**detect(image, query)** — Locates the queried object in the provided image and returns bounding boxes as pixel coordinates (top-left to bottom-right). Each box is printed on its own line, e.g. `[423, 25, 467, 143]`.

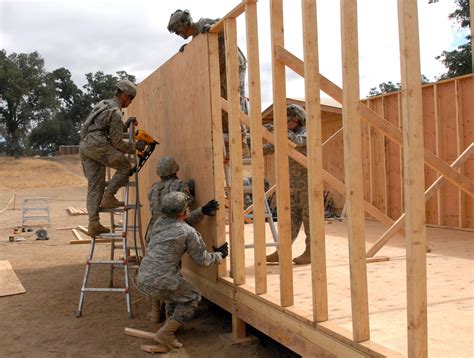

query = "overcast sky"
[0, 0, 466, 107]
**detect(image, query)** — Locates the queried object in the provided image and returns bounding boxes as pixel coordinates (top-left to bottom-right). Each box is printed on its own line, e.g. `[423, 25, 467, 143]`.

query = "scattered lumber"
[67, 207, 88, 216]
[0, 260, 26, 297]
[69, 226, 112, 245]
[140, 345, 167, 353]
[124, 328, 168, 354]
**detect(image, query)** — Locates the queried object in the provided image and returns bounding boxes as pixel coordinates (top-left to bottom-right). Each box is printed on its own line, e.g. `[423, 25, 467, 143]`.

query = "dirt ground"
[0, 155, 298, 358]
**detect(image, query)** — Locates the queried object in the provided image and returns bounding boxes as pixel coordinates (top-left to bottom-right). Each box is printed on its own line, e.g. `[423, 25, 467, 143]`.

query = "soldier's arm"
[195, 18, 218, 34]
[287, 129, 307, 148]
[185, 208, 204, 227]
[185, 228, 222, 266]
[108, 110, 136, 153]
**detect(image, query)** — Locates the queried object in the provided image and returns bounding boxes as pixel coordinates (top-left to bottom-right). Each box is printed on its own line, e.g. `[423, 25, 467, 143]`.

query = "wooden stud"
[397, 1, 428, 356]
[232, 314, 247, 340]
[275, 47, 474, 197]
[225, 18, 245, 285]
[366, 144, 474, 257]
[455, 80, 466, 228]
[208, 31, 228, 277]
[245, 1, 267, 294]
[434, 84, 444, 226]
[302, 0, 328, 323]
[270, 0, 294, 307]
[340, 0, 370, 342]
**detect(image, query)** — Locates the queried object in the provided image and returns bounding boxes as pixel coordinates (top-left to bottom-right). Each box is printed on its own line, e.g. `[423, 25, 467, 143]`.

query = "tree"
[0, 50, 55, 157]
[434, 0, 472, 79]
[369, 75, 431, 97]
[82, 70, 136, 106]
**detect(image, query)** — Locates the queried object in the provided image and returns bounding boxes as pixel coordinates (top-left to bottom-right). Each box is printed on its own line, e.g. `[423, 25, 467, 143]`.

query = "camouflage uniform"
[79, 98, 135, 223]
[263, 107, 309, 246]
[137, 209, 222, 324]
[146, 178, 203, 244]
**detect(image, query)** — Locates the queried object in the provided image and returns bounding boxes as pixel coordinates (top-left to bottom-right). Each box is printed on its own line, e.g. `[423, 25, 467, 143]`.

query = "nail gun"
[129, 129, 160, 176]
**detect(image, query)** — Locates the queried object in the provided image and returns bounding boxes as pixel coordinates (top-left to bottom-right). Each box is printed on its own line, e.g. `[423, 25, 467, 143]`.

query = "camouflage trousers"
[290, 187, 310, 245]
[79, 142, 131, 222]
[147, 280, 201, 325]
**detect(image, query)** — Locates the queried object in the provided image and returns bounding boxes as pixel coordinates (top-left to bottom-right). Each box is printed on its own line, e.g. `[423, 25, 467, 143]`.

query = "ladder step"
[81, 287, 127, 293]
[244, 242, 279, 249]
[88, 259, 126, 265]
[99, 205, 136, 213]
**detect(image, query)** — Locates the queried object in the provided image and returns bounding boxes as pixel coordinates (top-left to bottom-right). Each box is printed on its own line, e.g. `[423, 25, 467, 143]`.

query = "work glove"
[213, 242, 229, 259]
[136, 140, 147, 151]
[124, 116, 138, 129]
[179, 44, 188, 53]
[202, 199, 219, 216]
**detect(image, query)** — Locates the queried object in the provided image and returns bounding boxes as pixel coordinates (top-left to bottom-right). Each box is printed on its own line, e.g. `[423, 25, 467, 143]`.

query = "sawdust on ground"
[0, 155, 297, 358]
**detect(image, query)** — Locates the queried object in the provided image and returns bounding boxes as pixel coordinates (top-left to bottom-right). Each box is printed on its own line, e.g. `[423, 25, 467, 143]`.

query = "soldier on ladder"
[79, 80, 147, 237]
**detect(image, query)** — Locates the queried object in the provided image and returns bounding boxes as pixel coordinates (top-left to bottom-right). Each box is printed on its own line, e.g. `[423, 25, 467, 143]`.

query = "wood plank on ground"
[0, 260, 26, 297]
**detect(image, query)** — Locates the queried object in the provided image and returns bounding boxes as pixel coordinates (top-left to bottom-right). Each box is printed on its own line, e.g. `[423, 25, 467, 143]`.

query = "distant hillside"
[0, 156, 86, 189]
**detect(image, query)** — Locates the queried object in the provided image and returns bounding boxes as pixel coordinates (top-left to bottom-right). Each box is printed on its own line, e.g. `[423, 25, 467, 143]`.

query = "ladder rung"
[96, 233, 125, 238]
[245, 242, 279, 249]
[88, 259, 126, 265]
[99, 205, 135, 213]
[81, 288, 127, 293]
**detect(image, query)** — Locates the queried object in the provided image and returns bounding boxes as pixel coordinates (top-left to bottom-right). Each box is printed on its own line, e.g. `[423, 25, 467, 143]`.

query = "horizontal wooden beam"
[275, 45, 474, 197]
[209, 1, 256, 33]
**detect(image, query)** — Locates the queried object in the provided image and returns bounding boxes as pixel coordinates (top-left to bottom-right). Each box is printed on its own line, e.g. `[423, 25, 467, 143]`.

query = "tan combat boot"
[154, 319, 183, 349]
[87, 221, 110, 237]
[266, 250, 279, 263]
[100, 193, 124, 209]
[293, 244, 311, 265]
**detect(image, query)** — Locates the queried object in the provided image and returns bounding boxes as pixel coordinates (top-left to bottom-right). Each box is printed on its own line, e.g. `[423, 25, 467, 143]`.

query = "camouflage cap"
[287, 104, 306, 126]
[161, 191, 191, 216]
[116, 80, 137, 97]
[156, 156, 179, 177]
[167, 9, 193, 34]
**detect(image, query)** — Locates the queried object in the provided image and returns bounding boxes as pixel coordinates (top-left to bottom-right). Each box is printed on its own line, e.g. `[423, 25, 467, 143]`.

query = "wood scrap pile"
[67, 207, 88, 215]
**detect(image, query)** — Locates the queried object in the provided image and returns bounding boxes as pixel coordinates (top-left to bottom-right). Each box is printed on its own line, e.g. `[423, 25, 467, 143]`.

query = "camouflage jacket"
[263, 126, 307, 185]
[137, 216, 222, 291]
[80, 98, 135, 154]
[148, 177, 202, 226]
[194, 18, 247, 72]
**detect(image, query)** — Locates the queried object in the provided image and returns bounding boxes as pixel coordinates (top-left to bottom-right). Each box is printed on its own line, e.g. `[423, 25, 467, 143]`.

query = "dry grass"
[0, 156, 86, 189]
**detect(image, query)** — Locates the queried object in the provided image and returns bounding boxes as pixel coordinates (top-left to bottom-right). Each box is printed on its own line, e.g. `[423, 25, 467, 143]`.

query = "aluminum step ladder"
[22, 197, 50, 226]
[222, 139, 279, 250]
[76, 124, 145, 318]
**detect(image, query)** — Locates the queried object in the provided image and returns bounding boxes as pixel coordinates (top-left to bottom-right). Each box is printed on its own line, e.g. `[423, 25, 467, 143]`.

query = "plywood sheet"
[126, 35, 217, 280]
[0, 260, 26, 297]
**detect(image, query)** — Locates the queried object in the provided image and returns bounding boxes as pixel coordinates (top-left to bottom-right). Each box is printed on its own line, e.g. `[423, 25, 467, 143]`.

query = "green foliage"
[435, 0, 472, 79]
[0, 50, 55, 157]
[0, 49, 136, 157]
[368, 75, 431, 97]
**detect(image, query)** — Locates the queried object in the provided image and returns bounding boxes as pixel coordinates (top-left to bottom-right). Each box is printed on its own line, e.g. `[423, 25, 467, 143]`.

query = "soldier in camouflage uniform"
[137, 191, 228, 349]
[146, 157, 220, 243]
[167, 9, 250, 157]
[263, 104, 312, 265]
[79, 80, 146, 237]
[145, 156, 219, 323]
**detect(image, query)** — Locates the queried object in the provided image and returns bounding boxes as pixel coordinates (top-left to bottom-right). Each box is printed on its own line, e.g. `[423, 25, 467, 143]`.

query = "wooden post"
[454, 80, 466, 228]
[301, 0, 328, 323]
[245, 1, 267, 294]
[208, 32, 227, 276]
[225, 18, 245, 285]
[340, 0, 370, 342]
[471, 0, 474, 74]
[397, 0, 428, 356]
[270, 0, 294, 307]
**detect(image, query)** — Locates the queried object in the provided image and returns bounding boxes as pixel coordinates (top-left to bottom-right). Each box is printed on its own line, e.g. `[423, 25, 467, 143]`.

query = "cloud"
[0, 0, 460, 104]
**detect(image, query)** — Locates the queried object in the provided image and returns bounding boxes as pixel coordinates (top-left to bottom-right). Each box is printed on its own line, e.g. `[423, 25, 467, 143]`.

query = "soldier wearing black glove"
[202, 199, 219, 216]
[213, 242, 229, 259]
